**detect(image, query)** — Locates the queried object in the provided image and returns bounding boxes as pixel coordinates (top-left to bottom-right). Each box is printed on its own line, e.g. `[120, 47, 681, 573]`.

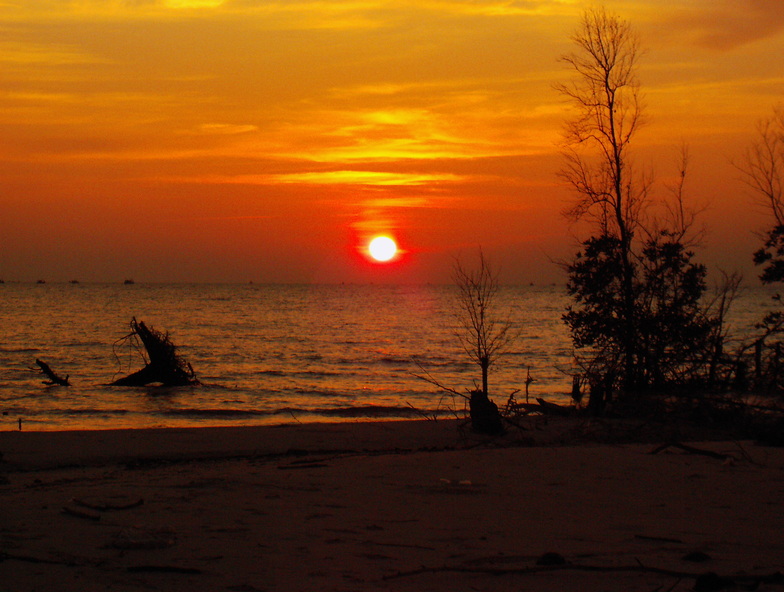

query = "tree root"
[111, 318, 198, 387]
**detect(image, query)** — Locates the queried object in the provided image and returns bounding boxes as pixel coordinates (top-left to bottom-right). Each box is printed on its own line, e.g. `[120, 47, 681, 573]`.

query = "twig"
[0, 551, 76, 566]
[276, 462, 328, 470]
[73, 498, 144, 511]
[405, 401, 437, 421]
[409, 362, 469, 400]
[383, 563, 696, 580]
[127, 565, 202, 574]
[664, 579, 683, 592]
[634, 534, 684, 544]
[732, 441, 757, 464]
[382, 562, 784, 587]
[649, 442, 730, 461]
[62, 506, 101, 521]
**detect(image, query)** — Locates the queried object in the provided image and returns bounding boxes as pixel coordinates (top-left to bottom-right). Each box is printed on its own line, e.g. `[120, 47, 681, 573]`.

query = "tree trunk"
[469, 389, 503, 435]
[480, 357, 489, 396]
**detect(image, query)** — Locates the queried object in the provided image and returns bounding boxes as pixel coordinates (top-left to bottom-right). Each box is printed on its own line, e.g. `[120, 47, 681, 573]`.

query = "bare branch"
[737, 104, 784, 226]
[409, 363, 469, 401]
[556, 6, 646, 238]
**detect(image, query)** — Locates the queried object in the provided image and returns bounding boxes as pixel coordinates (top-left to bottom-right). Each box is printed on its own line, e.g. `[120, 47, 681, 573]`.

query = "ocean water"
[0, 282, 776, 431]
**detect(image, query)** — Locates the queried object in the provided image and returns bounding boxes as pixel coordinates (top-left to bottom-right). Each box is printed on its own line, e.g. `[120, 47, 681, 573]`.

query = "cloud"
[186, 170, 464, 186]
[649, 0, 784, 50]
[0, 41, 110, 65]
[1, 0, 578, 28]
[189, 123, 259, 135]
[164, 0, 225, 7]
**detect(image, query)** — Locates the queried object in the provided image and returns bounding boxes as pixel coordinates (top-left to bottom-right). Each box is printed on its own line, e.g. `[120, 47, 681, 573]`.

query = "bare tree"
[739, 104, 784, 225]
[452, 250, 513, 398]
[739, 105, 784, 389]
[740, 105, 784, 287]
[451, 250, 515, 434]
[557, 7, 724, 408]
[661, 144, 707, 246]
[556, 6, 647, 391]
[555, 6, 647, 238]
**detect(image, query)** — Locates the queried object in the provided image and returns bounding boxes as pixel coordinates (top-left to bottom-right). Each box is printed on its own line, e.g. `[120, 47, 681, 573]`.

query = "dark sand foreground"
[2, 418, 784, 591]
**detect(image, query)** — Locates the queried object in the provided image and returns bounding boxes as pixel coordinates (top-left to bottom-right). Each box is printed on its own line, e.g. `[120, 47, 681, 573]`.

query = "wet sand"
[1, 418, 783, 591]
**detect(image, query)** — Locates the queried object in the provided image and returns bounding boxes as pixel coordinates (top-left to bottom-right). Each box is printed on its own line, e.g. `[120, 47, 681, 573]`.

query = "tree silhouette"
[453, 251, 513, 434]
[740, 105, 784, 388]
[453, 250, 512, 399]
[556, 6, 647, 392]
[557, 7, 718, 410]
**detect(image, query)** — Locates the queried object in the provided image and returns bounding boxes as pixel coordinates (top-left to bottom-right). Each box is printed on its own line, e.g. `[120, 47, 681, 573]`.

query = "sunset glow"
[0, 1, 782, 283]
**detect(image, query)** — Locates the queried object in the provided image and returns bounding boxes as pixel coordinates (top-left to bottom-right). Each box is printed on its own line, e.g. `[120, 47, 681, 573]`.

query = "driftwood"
[126, 565, 202, 575]
[61, 506, 101, 521]
[35, 359, 69, 386]
[535, 397, 572, 416]
[649, 442, 731, 461]
[111, 318, 198, 387]
[507, 397, 572, 417]
[383, 561, 784, 590]
[73, 497, 144, 511]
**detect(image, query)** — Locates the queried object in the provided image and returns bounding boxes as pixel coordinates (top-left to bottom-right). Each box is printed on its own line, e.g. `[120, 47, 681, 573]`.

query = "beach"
[2, 418, 784, 591]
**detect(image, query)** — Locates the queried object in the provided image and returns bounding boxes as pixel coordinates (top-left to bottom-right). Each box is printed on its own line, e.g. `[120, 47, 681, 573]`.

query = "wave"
[55, 408, 131, 416]
[0, 346, 42, 353]
[310, 405, 452, 418]
[148, 405, 449, 420]
[258, 369, 345, 378]
[159, 408, 269, 418]
[275, 405, 453, 419]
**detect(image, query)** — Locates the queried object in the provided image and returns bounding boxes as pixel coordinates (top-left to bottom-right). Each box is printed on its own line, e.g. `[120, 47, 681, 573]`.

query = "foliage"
[754, 224, 784, 285]
[565, 233, 714, 400]
[555, 7, 734, 413]
[742, 106, 784, 392]
[556, 6, 648, 395]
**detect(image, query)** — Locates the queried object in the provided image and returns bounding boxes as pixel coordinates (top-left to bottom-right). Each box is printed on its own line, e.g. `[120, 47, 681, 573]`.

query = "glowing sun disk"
[368, 236, 397, 262]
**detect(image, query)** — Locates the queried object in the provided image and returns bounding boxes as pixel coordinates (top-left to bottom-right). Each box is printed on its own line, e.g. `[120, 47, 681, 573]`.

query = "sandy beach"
[2, 417, 784, 591]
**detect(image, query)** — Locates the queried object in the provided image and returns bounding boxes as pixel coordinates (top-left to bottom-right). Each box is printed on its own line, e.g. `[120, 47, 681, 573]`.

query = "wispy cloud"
[0, 41, 110, 65]
[1, 0, 579, 26]
[187, 123, 259, 135]
[641, 0, 784, 50]
[173, 170, 463, 186]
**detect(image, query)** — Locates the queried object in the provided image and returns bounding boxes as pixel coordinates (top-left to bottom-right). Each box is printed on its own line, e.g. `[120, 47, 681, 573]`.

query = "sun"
[368, 235, 398, 262]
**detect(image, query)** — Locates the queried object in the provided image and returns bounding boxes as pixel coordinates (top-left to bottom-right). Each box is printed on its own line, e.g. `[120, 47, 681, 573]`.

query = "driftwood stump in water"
[111, 318, 198, 387]
[35, 359, 70, 386]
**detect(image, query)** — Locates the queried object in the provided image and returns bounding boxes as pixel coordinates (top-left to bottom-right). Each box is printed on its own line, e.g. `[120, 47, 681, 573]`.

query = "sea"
[0, 282, 778, 431]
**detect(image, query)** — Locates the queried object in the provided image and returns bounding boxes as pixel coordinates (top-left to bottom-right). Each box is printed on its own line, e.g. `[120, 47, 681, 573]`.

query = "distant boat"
[124, 279, 135, 285]
[36, 279, 46, 284]
[69, 280, 79, 284]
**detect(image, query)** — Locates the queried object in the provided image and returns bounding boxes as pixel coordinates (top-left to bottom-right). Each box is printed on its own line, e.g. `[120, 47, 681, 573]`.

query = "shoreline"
[0, 414, 750, 472]
[2, 418, 783, 591]
[0, 418, 475, 472]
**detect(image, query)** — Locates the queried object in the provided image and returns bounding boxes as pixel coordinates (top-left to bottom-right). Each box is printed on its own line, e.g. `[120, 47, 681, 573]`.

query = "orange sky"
[1, 0, 783, 284]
